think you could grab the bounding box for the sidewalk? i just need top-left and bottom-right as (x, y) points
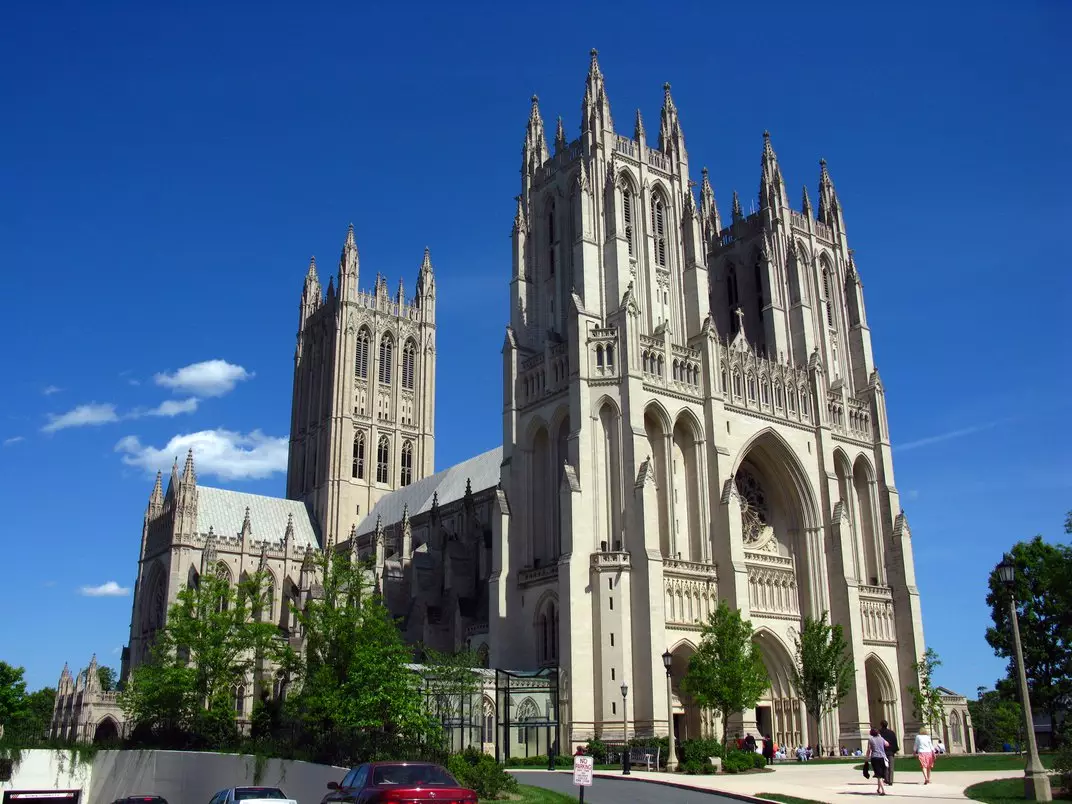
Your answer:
(587, 763), (1024, 802)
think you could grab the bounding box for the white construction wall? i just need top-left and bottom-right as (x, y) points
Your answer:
(1, 750), (94, 799)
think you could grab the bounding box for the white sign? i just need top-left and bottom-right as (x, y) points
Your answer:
(573, 755), (594, 786)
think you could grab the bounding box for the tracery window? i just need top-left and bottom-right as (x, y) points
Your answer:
(547, 200), (556, 276)
(727, 265), (739, 332)
(822, 266), (834, 327)
(352, 431), (365, 479)
(234, 684), (246, 716)
(622, 187), (635, 256)
(355, 328), (370, 379)
(651, 194), (667, 267)
(378, 335), (393, 385)
(402, 339), (417, 390)
(376, 436), (390, 484)
(400, 440), (413, 487)
(735, 469), (770, 545)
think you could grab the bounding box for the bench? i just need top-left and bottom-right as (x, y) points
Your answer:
(625, 747), (660, 771)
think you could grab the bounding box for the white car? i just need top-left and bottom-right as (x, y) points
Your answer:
(209, 787), (298, 804)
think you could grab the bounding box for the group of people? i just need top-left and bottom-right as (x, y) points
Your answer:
(865, 719), (939, 795)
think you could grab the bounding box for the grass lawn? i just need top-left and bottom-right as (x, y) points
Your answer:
(484, 785), (578, 804)
(756, 795), (827, 804)
(964, 777), (1070, 802)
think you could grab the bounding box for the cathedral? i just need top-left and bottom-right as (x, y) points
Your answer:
(54, 51), (938, 756)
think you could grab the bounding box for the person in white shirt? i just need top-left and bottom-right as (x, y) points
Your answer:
(914, 730), (936, 784)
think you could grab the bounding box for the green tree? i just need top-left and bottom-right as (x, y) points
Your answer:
(984, 530), (1072, 743)
(908, 648), (945, 734)
(789, 612), (854, 754)
(121, 570), (284, 742)
(286, 549), (436, 761)
(0, 662), (29, 726)
(968, 687), (1023, 752)
(422, 648), (481, 753)
(97, 666), (118, 692)
(681, 601), (770, 750)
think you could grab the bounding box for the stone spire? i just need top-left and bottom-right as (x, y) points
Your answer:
(732, 190), (743, 223)
(759, 131), (788, 213)
(397, 276), (406, 306)
(818, 158), (844, 231)
(338, 223), (359, 298)
(512, 196), (527, 235)
(241, 506), (253, 549)
(802, 184), (813, 217)
(416, 246), (435, 304)
(182, 448), (196, 484)
(659, 82), (686, 163)
(149, 470), (164, 512)
(284, 512), (295, 552)
(634, 109), (646, 143)
(700, 167), (721, 244)
(300, 257), (322, 326)
(581, 49), (613, 135)
(523, 95), (550, 175)
(554, 116), (567, 154)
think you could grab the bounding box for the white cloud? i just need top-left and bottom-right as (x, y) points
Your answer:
(3, 436), (24, 446)
(115, 428), (288, 481)
(894, 418), (1012, 453)
(154, 360), (253, 397)
(130, 398), (200, 419)
(42, 385), (63, 396)
(42, 403), (119, 433)
(80, 581), (131, 597)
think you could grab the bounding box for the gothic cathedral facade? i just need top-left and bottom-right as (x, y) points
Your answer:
(492, 51), (925, 750)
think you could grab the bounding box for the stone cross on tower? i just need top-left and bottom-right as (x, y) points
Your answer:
(734, 306), (746, 336)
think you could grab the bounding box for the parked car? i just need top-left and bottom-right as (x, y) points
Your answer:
(322, 762), (477, 803)
(112, 797), (169, 804)
(210, 787), (297, 804)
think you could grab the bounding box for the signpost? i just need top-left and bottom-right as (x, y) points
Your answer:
(573, 754), (594, 802)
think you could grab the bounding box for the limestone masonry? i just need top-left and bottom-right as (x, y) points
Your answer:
(53, 51), (976, 756)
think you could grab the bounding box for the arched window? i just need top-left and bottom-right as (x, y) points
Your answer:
(536, 600), (560, 664)
(732, 371), (742, 398)
(352, 431), (365, 479)
(951, 710), (963, 745)
(400, 440), (413, 487)
(622, 186), (635, 256)
(800, 388), (810, 417)
(596, 344), (604, 369)
(651, 194), (667, 267)
(774, 383), (784, 409)
(606, 344), (615, 367)
(402, 339), (417, 390)
(747, 374), (756, 402)
(378, 335), (393, 384)
(234, 684), (246, 715)
(727, 264), (739, 331)
(355, 328), (370, 379)
(822, 265), (834, 327)
(547, 200), (556, 276)
(376, 436), (390, 484)
(262, 575), (276, 623)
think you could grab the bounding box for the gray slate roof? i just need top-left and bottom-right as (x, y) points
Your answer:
(355, 446), (503, 537)
(196, 486), (321, 550)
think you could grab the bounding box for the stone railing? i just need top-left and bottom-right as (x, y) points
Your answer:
(465, 622), (489, 637)
(716, 213), (763, 246)
(859, 585), (896, 644)
(719, 338), (813, 425)
(845, 396), (872, 439)
(518, 344), (569, 407)
(518, 563), (559, 588)
(615, 135), (636, 158)
(664, 558), (717, 627)
(745, 551), (800, 618)
(591, 551), (631, 571)
(788, 210), (811, 232)
(648, 150), (671, 172)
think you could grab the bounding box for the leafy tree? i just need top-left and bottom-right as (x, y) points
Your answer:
(969, 687), (1023, 752)
(0, 662), (29, 726)
(421, 648), (481, 753)
(97, 666), (118, 692)
(985, 531), (1072, 743)
(908, 648), (945, 734)
(121, 570), (284, 742)
(789, 612), (854, 755)
(285, 548), (437, 761)
(681, 601), (770, 750)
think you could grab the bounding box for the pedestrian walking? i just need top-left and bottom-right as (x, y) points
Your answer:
(879, 720), (899, 785)
(865, 727), (890, 796)
(913, 729), (936, 785)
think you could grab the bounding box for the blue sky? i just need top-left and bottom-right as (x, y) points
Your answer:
(1, 1), (1069, 695)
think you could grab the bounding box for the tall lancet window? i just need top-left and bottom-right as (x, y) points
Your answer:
(355, 328), (370, 379)
(376, 436), (390, 484)
(400, 440), (413, 487)
(822, 266), (834, 328)
(651, 194), (667, 267)
(402, 339), (417, 390)
(378, 334), (393, 385)
(622, 186), (635, 257)
(352, 431), (365, 479)
(727, 264), (739, 333)
(547, 200), (556, 277)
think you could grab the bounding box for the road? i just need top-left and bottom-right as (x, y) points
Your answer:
(510, 771), (747, 803)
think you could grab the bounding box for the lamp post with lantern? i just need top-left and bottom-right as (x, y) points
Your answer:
(662, 650), (678, 772)
(621, 683), (630, 775)
(997, 553), (1052, 802)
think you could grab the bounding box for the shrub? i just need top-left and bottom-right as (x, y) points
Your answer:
(448, 747), (518, 800)
(585, 739), (608, 764)
(721, 750), (764, 774)
(680, 738), (724, 766)
(1055, 742), (1072, 790)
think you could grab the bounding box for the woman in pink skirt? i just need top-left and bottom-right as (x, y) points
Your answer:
(914, 730), (936, 784)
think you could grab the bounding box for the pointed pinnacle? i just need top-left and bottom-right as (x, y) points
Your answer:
(555, 116), (566, 152)
(421, 246), (432, 271)
(732, 190), (743, 217)
(663, 82), (674, 109)
(634, 108), (645, 140)
(345, 222), (355, 248)
(307, 256), (318, 277)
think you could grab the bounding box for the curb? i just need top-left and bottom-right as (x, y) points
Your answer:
(520, 769), (778, 803)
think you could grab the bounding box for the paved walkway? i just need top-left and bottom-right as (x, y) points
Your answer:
(515, 765), (1026, 802)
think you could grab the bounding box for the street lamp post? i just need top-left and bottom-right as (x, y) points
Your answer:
(662, 650), (678, 772)
(621, 683), (630, 775)
(997, 554), (1052, 802)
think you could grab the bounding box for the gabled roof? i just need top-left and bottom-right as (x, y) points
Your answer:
(355, 446), (503, 537)
(196, 486), (321, 550)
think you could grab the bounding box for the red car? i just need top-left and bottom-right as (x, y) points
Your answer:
(322, 762), (477, 804)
